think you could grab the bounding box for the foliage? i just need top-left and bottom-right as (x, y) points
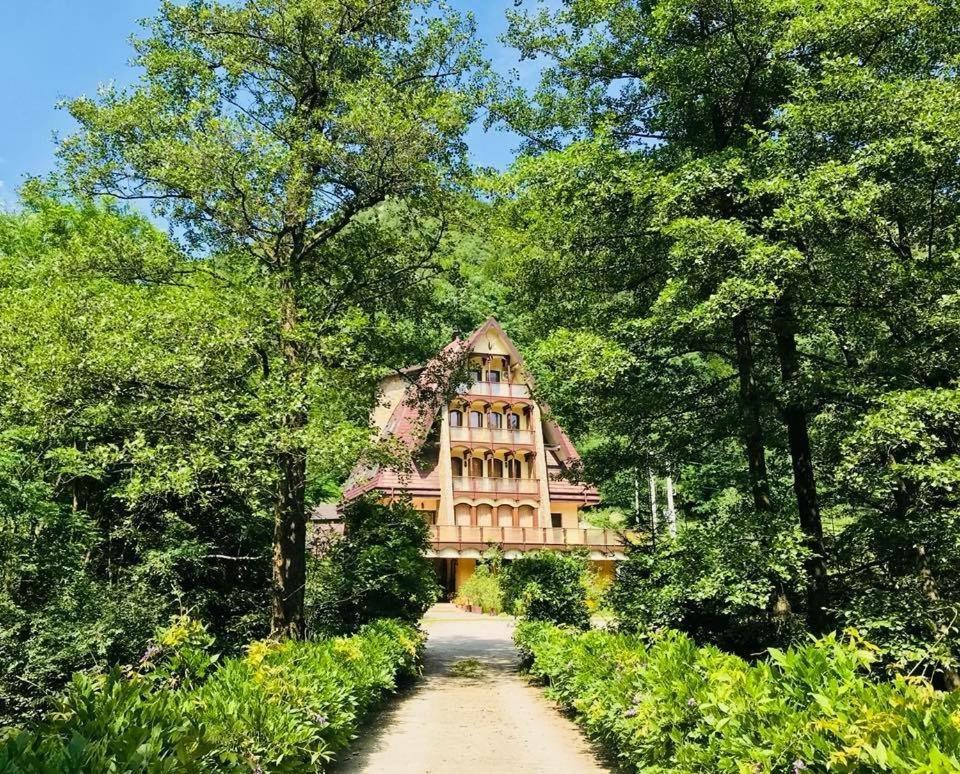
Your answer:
(609, 488), (809, 654)
(0, 618), (424, 772)
(501, 552), (590, 629)
(305, 497), (440, 636)
(515, 621), (960, 773)
(0, 197), (277, 725)
(454, 563), (503, 614)
(488, 0), (960, 664)
(582, 565), (612, 616)
(56, 0), (484, 636)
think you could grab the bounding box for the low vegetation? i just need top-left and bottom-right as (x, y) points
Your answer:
(0, 618), (424, 772)
(515, 621), (960, 773)
(306, 497), (440, 636)
(454, 564), (504, 614)
(502, 552), (590, 629)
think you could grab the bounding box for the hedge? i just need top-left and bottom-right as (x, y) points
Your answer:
(515, 621), (960, 773)
(0, 619), (424, 772)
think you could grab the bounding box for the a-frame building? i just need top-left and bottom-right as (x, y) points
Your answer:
(341, 317), (625, 593)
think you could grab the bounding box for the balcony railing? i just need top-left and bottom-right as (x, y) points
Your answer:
(452, 476), (540, 495)
(449, 426), (535, 446)
(458, 380), (531, 399)
(430, 524), (624, 550)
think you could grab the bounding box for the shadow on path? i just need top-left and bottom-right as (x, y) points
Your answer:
(333, 604), (612, 774)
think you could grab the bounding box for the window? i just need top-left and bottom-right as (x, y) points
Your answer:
(488, 412), (502, 429)
(518, 505), (535, 527)
(449, 409), (463, 427)
(418, 510), (438, 525)
(507, 458), (522, 479)
(469, 457), (484, 477)
(451, 457), (463, 477)
(498, 504), (514, 527)
(487, 370), (501, 383)
(469, 410), (483, 428)
(455, 503), (472, 526)
(468, 368), (482, 383)
(506, 412), (520, 430)
(477, 504), (493, 526)
(492, 458), (504, 478)
(551, 513), (563, 528)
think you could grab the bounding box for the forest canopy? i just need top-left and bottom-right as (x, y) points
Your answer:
(2, 0), (960, 737)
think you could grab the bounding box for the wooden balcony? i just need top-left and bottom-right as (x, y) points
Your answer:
(429, 524), (625, 552)
(458, 380), (531, 399)
(448, 425), (536, 447)
(452, 476), (540, 496)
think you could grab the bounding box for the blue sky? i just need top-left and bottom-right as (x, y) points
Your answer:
(0, 1), (535, 209)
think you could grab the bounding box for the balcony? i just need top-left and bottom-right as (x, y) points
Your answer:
(458, 380), (531, 399)
(452, 476), (540, 496)
(449, 425), (535, 446)
(430, 524), (625, 552)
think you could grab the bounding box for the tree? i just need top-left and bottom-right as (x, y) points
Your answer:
(57, 0), (482, 637)
(491, 0), (960, 640)
(305, 496), (440, 635)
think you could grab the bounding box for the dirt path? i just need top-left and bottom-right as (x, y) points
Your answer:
(334, 603), (611, 774)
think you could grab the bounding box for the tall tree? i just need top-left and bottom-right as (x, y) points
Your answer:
(57, 0), (481, 637)
(492, 0), (960, 636)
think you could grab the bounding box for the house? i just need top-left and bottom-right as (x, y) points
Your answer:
(341, 317), (626, 594)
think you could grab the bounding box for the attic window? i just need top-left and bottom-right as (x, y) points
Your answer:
(487, 370), (501, 383)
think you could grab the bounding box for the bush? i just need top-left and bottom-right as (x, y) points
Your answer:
(515, 621), (960, 773)
(454, 564), (503, 613)
(501, 552), (590, 629)
(306, 496), (440, 636)
(607, 488), (809, 656)
(0, 618), (425, 772)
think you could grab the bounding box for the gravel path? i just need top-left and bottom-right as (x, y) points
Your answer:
(334, 603), (611, 774)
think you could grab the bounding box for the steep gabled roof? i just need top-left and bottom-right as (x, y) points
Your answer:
(342, 317), (598, 503)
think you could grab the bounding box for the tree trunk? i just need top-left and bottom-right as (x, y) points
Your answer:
(732, 312), (773, 512)
(271, 272), (308, 639)
(772, 295), (829, 634)
(665, 467), (677, 537)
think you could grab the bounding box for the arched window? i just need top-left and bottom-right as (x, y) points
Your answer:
(449, 409), (463, 427)
(508, 458), (522, 479)
(477, 504), (493, 526)
(498, 504), (514, 527)
(506, 411), (520, 430)
(451, 457), (463, 477)
(455, 503), (472, 526)
(469, 410), (483, 428)
(492, 458), (504, 478)
(488, 411), (502, 429)
(469, 457), (484, 477)
(518, 505), (536, 527)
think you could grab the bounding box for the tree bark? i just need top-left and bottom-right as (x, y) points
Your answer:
(732, 312), (773, 513)
(772, 295), (829, 634)
(271, 271), (308, 639)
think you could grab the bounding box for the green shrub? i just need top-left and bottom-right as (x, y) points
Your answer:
(502, 552), (590, 629)
(515, 621), (960, 773)
(306, 496), (440, 636)
(455, 564), (503, 613)
(0, 618), (425, 772)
